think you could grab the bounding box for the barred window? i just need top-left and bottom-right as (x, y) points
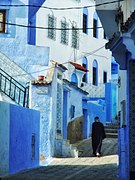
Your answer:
(48, 14), (56, 40)
(72, 26), (79, 49)
(61, 20), (69, 45)
(0, 10), (6, 33)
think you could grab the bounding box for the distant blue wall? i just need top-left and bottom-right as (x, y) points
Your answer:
(87, 100), (106, 135)
(9, 104), (40, 174)
(105, 83), (117, 122)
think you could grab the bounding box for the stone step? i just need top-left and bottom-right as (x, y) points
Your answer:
(105, 125), (119, 129)
(105, 128), (118, 133)
(105, 133), (118, 138)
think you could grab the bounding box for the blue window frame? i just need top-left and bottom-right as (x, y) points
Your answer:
(0, 10), (6, 33)
(71, 73), (78, 86)
(28, 15), (36, 45)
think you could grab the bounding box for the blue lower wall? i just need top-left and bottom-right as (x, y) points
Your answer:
(9, 104), (40, 174)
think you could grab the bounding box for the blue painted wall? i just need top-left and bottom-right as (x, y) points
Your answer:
(9, 104), (40, 174)
(0, 101), (40, 175)
(105, 82), (117, 122)
(0, 0), (49, 79)
(118, 127), (129, 180)
(87, 100), (106, 136)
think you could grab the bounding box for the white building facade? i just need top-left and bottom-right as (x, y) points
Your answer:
(35, 0), (112, 92)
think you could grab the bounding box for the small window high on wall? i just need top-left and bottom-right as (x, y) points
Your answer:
(103, 71), (107, 83)
(48, 14), (56, 40)
(83, 8), (88, 34)
(0, 10), (6, 33)
(93, 19), (98, 38)
(93, 12), (98, 38)
(93, 60), (98, 85)
(71, 73), (78, 86)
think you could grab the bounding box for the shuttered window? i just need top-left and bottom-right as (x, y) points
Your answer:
(72, 26), (79, 49)
(48, 14), (56, 40)
(61, 20), (69, 45)
(0, 10), (6, 33)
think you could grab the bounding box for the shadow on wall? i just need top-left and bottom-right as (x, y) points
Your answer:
(67, 116), (83, 144)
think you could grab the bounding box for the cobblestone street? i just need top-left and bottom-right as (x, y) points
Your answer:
(1, 138), (118, 180)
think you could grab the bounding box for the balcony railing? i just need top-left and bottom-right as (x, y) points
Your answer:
(0, 68), (29, 107)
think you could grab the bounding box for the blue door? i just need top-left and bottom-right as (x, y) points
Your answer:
(63, 89), (68, 139)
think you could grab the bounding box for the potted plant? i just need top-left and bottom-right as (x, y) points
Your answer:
(38, 75), (44, 81)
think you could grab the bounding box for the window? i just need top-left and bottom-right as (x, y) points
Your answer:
(71, 105), (75, 119)
(61, 20), (69, 45)
(83, 8), (88, 34)
(103, 30), (107, 39)
(93, 67), (97, 85)
(82, 57), (88, 82)
(93, 60), (98, 85)
(71, 73), (78, 86)
(103, 71), (107, 83)
(0, 10), (6, 33)
(48, 14), (56, 40)
(83, 14), (87, 34)
(72, 26), (79, 49)
(93, 19), (98, 38)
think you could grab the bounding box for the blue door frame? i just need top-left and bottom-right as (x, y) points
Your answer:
(63, 89), (68, 139)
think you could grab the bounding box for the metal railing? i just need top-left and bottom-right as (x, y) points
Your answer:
(0, 68), (29, 107)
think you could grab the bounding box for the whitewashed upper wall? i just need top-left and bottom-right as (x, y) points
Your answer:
(36, 0), (112, 84)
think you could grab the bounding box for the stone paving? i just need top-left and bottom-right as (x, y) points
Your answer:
(1, 138), (118, 180)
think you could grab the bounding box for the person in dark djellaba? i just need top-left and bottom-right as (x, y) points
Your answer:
(92, 116), (106, 157)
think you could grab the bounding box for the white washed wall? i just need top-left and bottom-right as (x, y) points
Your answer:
(36, 0), (111, 85)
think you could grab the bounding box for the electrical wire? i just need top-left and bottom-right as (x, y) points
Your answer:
(11, 45), (106, 77)
(0, 0), (124, 10)
(1, 21), (102, 30)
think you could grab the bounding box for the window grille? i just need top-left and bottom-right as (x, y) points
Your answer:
(61, 20), (69, 45)
(72, 26), (79, 49)
(0, 10), (6, 33)
(48, 14), (56, 40)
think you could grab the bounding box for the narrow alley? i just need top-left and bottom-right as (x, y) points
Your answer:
(1, 137), (118, 180)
